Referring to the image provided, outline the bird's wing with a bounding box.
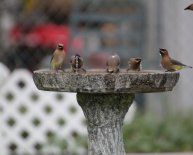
[170,58,186,66]
[50,55,54,64]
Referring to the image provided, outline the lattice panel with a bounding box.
[0,69,136,155]
[0,69,87,154]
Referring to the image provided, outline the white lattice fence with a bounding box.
[0,69,88,154]
[0,69,136,155]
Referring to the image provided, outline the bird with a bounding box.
[184,4,193,10]
[106,54,120,73]
[159,48,192,72]
[127,58,142,71]
[50,44,66,71]
[70,54,86,73]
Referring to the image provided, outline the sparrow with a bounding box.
[127,58,142,71]
[184,4,193,10]
[70,54,86,73]
[106,54,120,73]
[159,48,192,72]
[50,44,66,71]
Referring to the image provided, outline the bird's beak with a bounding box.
[58,44,64,50]
[159,49,164,55]
[136,58,141,63]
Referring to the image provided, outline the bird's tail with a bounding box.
[186,65,193,68]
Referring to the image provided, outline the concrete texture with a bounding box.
[33,69,179,93]
[77,93,134,155]
[33,69,180,155]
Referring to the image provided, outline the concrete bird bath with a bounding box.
[33,69,179,155]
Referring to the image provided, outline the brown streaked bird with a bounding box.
[70,54,86,73]
[184,4,193,10]
[106,54,120,73]
[50,44,66,71]
[127,58,142,71]
[159,48,192,72]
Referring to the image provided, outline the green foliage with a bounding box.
[45,133,88,155]
[44,113,193,154]
[123,113,193,153]
[46,134,68,151]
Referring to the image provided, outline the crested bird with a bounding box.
[106,54,120,73]
[50,44,66,71]
[127,58,142,71]
[159,48,192,72]
[70,54,85,73]
[184,4,193,10]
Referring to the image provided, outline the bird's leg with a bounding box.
[72,68,78,73]
[73,68,78,74]
[57,66,64,72]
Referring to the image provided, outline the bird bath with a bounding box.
[33,69,179,155]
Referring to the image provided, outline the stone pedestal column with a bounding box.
[77,93,134,155]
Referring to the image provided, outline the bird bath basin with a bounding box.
[33,69,179,155]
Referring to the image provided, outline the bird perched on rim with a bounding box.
[159,48,192,72]
[70,54,86,73]
[50,44,66,71]
[106,54,120,73]
[184,4,193,10]
[127,58,142,71]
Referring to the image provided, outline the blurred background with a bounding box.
[0,0,193,154]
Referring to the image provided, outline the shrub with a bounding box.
[123,112,193,153]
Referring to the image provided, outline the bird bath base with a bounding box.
[77,93,134,155]
[33,69,179,155]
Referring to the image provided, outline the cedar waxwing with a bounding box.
[127,58,142,71]
[184,4,193,10]
[106,54,120,73]
[70,54,86,73]
[159,48,192,72]
[50,44,66,71]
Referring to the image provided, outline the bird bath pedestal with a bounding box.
[33,69,179,155]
